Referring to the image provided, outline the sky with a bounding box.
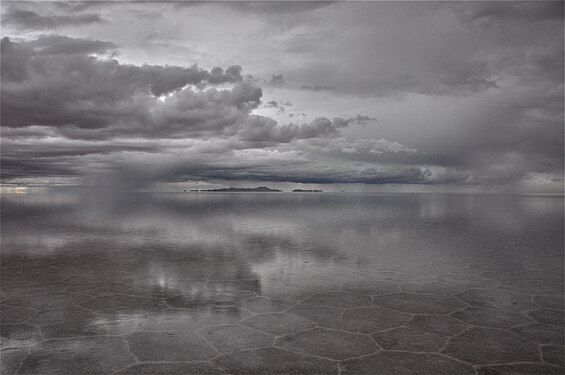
[1,1,563,193]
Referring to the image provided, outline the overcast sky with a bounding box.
[1,1,563,193]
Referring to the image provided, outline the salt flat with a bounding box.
[1,193,563,374]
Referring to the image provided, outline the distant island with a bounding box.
[196,186,282,192]
[292,189,323,192]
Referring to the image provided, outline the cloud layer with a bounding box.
[1,1,563,193]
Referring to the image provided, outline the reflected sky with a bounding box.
[2,193,563,299]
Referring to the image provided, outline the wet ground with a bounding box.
[1,192,563,374]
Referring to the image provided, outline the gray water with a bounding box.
[1,193,564,374]
[2,193,563,280]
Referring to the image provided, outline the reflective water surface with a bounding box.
[1,193,564,374]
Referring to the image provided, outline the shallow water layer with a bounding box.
[1,192,563,374]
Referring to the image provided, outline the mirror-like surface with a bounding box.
[1,193,564,374]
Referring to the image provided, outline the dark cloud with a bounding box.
[263,100,292,114]
[188,164,433,186]
[237,116,334,143]
[1,136,160,184]
[1,138,159,159]
[289,113,306,119]
[28,35,119,55]
[332,115,376,128]
[270,74,285,86]
[0,157,78,181]
[236,115,377,143]
[2,7,105,29]
[1,36,250,138]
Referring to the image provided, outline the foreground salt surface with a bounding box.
[1,193,563,374]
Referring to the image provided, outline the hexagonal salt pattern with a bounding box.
[372,293,467,314]
[16,337,137,374]
[213,347,338,374]
[371,327,446,352]
[341,351,475,374]
[441,327,540,364]
[117,362,226,375]
[241,312,317,335]
[275,327,377,360]
[197,324,274,352]
[406,314,469,336]
[476,363,565,375]
[126,331,218,361]
[451,307,533,329]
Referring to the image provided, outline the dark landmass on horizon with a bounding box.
[292,189,323,192]
[195,186,283,192]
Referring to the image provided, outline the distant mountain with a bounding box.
[198,186,282,192]
[292,189,323,192]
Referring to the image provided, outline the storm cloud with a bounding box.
[1,36,250,138]
[0,1,563,193]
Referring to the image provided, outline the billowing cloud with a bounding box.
[1,36,250,138]
[236,116,374,143]
[299,137,417,155]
